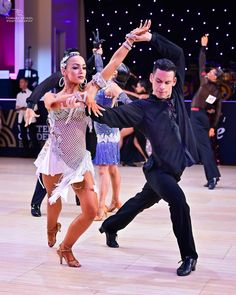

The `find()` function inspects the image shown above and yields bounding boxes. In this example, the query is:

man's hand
[209,128,215,137]
[25,108,40,127]
[201,34,208,46]
[93,45,103,55]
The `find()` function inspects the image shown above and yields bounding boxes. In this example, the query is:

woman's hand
[126,20,152,43]
[85,82,105,116]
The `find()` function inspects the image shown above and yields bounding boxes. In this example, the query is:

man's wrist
[27,102,36,110]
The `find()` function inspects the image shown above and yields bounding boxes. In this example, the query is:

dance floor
[0,157,236,295]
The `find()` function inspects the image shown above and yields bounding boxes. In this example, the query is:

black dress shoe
[177,257,197,276]
[208,177,219,190]
[99,226,119,248]
[31,204,41,217]
[204,177,219,188]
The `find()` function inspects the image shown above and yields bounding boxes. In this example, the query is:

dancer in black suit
[90,30,199,276]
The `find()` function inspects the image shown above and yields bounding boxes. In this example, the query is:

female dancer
[34,20,151,267]
[93,63,131,220]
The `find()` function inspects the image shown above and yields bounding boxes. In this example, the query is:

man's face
[207,69,218,82]
[19,79,28,90]
[149,69,177,99]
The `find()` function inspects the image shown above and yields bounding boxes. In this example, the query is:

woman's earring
[58,77,65,88]
[79,78,87,90]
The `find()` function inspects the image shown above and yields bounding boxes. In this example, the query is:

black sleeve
[26,71,62,109]
[90,101,144,129]
[199,46,207,85]
[150,32,185,94]
[211,98,222,129]
[86,55,95,80]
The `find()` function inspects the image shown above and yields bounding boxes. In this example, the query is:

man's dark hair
[153,58,177,75]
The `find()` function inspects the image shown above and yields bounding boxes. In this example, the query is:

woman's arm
[84,20,151,115]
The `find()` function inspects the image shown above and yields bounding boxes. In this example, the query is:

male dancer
[90,30,199,276]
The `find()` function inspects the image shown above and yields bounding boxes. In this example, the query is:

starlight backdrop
[84,0,235,99]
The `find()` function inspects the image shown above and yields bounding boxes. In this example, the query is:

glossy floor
[0,158,236,295]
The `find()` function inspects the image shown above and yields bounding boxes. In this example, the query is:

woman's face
[63,55,87,85]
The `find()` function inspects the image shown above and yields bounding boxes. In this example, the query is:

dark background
[84,0,236,99]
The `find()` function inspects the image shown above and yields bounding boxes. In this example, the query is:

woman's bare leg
[42,174,62,232]
[107,165,122,212]
[94,165,110,220]
[62,171,98,247]
[133,136,148,161]
[119,127,134,149]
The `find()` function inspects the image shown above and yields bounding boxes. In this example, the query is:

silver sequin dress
[34,103,96,204]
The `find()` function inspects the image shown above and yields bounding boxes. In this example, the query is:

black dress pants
[190,110,221,181]
[102,169,198,260]
[31,174,46,206]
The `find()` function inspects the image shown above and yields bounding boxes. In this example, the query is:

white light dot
[212,8,215,12]
[224,9,227,12]
[231,47,235,50]
[183,38,187,41]
[133,45,136,48]
[110,47,113,50]
[101,14,104,17]
[158,23,162,27]
[114,10,117,14]
[91,11,94,14]
[195,40,198,43]
[103,57,106,60]
[86,19,89,22]
[228,22,231,25]
[150,12,153,15]
[149,47,152,50]
[188,53,191,56]
[129,21,133,24]
[171,14,174,17]
[187,9,190,12]
[125,11,128,14]
[185,67,188,71]
[139,48,143,51]
[226,33,229,37]
[197,12,200,15]
[216,26,219,30]
[118,27,121,30]
[203,21,206,25]
[191,27,194,30]
[138,3,141,6]
[160,9,163,12]
[118,42,121,46]
[220,52,223,55]
[107,22,110,26]
[139,75,142,79]
[110,34,113,37]
[89,38,92,41]
[133,61,136,64]
[167,29,171,32]
[180,18,183,22]
[216,42,219,45]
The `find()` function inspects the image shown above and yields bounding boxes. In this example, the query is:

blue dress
[93,89,120,165]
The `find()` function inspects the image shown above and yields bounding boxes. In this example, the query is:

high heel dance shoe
[106,201,122,213]
[94,206,108,221]
[47,222,61,248]
[57,243,81,267]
